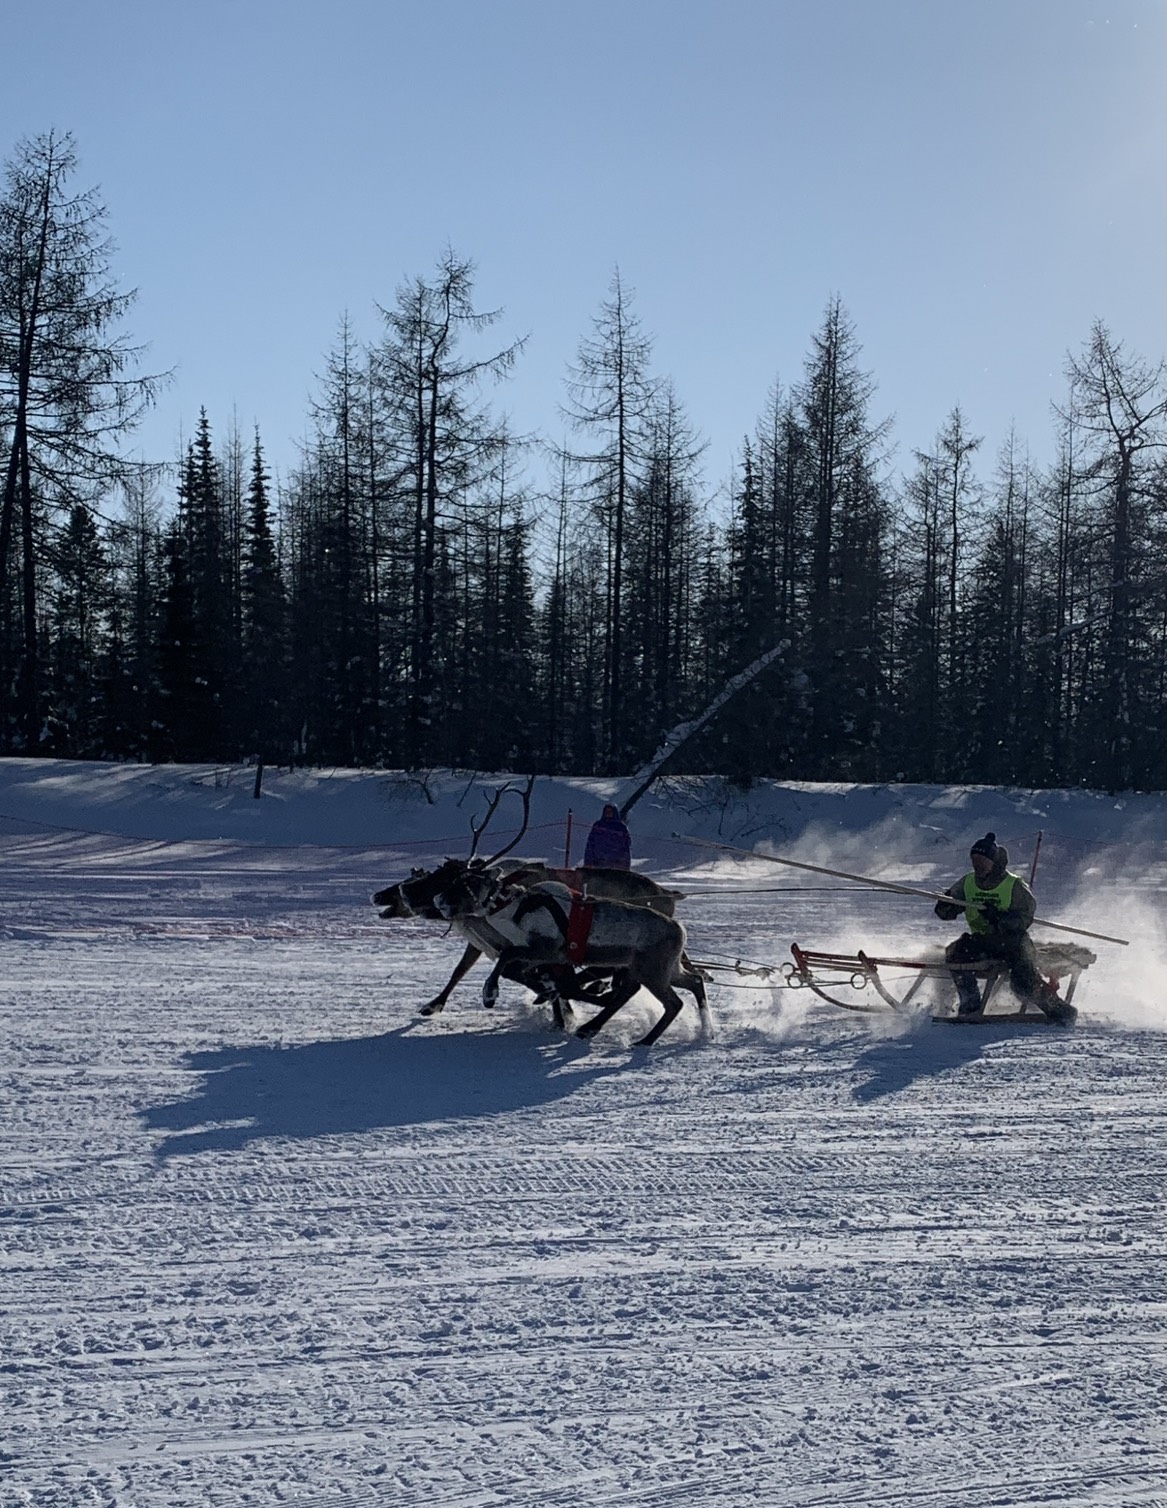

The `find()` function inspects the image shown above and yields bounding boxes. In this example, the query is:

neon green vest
[962,872,1016,934]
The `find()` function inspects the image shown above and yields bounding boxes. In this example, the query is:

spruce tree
[154,519,205,760]
[47,503,108,755]
[1063,323,1167,790]
[373,251,524,767]
[240,431,289,762]
[795,299,892,777]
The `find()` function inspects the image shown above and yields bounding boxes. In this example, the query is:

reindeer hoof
[575,1023,599,1040]
[418,1001,445,1016]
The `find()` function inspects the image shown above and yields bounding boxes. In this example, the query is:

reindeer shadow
[143,1023,620,1158]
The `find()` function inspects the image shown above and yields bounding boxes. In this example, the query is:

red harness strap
[566,895,595,962]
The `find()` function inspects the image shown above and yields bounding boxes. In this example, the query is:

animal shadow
[143,1023,616,1157]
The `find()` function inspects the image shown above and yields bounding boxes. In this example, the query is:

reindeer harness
[505,884,595,962]
[565,895,596,962]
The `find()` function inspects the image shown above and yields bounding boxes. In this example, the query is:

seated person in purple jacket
[582,803,632,870]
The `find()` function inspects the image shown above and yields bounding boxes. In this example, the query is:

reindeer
[372,781,591,1021]
[374,857,699,1016]
[428,863,699,1047]
[370,777,706,1025]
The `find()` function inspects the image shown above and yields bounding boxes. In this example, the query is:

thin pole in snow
[564,809,573,868]
[1029,830,1044,888]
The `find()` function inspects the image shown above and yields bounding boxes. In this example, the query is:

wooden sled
[785,940,1096,1023]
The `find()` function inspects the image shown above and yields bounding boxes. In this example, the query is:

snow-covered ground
[2,759,1167,1507]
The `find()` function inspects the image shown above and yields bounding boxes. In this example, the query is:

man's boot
[1034,980,1077,1026]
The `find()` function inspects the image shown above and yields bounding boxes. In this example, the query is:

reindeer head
[372,878,411,916]
[431,864,502,919]
[373,858,480,919]
[371,776,536,919]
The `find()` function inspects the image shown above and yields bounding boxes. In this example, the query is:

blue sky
[4,0,1165,501]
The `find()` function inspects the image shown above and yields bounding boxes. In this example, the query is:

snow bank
[4,756,1165,857]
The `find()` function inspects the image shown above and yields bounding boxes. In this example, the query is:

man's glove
[978,898,1002,927]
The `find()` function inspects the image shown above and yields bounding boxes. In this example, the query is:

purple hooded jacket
[582,804,632,869]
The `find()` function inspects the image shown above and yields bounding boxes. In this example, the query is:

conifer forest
[4,129,1167,791]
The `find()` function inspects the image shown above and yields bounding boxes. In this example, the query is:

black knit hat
[970,832,1000,861]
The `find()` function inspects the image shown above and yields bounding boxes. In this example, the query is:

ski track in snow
[3,829,1167,1507]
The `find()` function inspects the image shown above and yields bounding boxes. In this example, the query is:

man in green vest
[934,832,1076,1023]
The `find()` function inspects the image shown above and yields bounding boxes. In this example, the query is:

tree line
[4,130,1167,790]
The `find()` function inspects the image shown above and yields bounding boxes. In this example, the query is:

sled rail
[785,941,1096,1017]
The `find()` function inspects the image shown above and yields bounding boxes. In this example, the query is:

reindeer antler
[468,783,512,859]
[483,773,537,865]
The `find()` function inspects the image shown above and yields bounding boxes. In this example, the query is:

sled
[784,940,1096,1023]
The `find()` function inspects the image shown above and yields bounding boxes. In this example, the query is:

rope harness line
[687,957,798,991]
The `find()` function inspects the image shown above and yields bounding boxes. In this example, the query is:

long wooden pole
[671,833,1129,947]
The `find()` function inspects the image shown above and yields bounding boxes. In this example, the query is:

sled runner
[785,940,1096,1023]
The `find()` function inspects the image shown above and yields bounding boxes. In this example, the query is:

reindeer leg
[575,973,639,1040]
[420,943,483,1015]
[483,948,545,1010]
[516,962,582,1030]
[508,962,574,1029]
[538,965,577,1030]
[481,954,507,1008]
[679,951,709,1014]
[675,971,708,1015]
[628,940,693,1047]
[633,985,685,1047]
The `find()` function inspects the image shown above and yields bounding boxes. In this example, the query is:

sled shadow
[849,1020,996,1104]
[143,1023,620,1158]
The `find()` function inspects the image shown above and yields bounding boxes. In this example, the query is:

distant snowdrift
[2,757,1165,870]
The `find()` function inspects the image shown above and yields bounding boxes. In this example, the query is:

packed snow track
[2,778,1167,1506]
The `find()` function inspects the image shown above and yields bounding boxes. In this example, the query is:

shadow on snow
[143,1021,627,1158]
[848,1020,1030,1103]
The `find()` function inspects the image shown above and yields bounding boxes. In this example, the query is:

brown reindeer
[427,864,699,1047]
[370,777,705,1023]
[374,857,697,1016]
